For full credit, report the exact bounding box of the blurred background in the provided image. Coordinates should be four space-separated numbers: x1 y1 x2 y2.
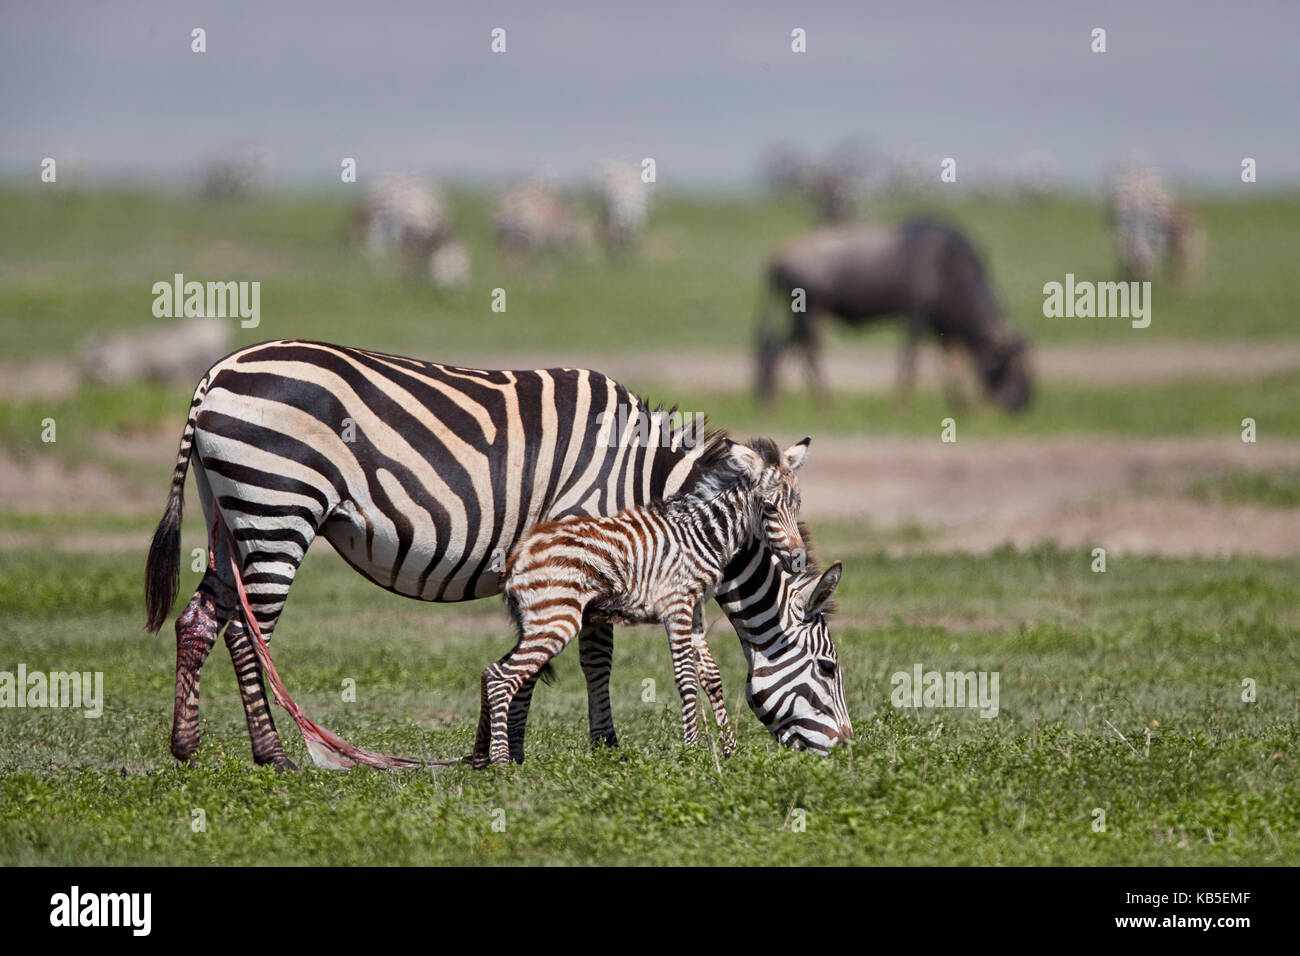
2 0 1298 556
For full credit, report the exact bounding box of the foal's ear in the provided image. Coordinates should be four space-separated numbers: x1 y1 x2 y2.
730 442 766 479
803 561 841 620
784 437 812 472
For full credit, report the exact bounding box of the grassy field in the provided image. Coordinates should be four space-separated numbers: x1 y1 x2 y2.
1 187 1298 865
0 523 1297 865
3 186 1300 361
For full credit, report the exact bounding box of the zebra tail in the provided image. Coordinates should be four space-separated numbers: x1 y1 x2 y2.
145 375 208 632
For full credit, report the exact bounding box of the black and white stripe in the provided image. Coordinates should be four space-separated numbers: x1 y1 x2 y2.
476 438 825 765
145 339 851 764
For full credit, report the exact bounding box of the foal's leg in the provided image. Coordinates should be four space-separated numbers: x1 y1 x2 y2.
475 596 585 767
504 617 619 762
665 604 703 747
690 604 735 755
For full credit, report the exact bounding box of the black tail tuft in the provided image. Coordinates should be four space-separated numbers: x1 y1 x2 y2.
144 496 183 632
539 662 557 685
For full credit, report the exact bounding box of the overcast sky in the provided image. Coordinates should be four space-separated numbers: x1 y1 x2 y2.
2 1 1296 190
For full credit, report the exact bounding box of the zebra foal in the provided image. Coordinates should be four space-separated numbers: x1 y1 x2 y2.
475 436 820 767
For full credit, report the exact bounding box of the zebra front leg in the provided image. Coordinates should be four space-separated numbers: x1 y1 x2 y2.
579 621 619 748
665 608 702 748
170 585 221 763
223 619 297 771
506 674 539 764
691 608 735 755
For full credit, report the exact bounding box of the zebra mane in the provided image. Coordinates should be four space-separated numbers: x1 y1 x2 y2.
662 433 750 513
633 396 729 456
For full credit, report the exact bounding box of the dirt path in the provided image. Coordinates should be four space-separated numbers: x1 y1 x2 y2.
800 435 1300 557
452 341 1300 394
4 341 1299 403
3 433 1298 558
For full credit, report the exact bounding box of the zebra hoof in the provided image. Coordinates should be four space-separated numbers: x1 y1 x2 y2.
256 752 299 772
170 738 199 764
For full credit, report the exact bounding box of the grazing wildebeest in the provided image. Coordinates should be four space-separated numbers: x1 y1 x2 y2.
756 220 1033 411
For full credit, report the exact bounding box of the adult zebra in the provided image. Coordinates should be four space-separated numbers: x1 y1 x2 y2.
145 339 850 768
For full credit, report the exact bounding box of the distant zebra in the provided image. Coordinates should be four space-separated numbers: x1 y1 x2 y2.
1105 164 1205 284
351 176 468 288
477 437 831 766
492 181 594 258
145 339 850 768
596 161 651 256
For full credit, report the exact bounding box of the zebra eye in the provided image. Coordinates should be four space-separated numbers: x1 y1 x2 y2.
816 658 837 677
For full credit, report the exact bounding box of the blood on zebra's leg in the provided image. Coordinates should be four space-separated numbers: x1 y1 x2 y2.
170 587 221 763
578 623 619 748
223 619 296 771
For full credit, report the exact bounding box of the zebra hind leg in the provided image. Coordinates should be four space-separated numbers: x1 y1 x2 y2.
223 619 296 771
502 619 619 762
475 617 582 768
220 546 314 769
170 576 226 764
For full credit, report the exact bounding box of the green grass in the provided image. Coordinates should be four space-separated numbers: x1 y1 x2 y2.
637 371 1300 439
1188 468 1300 509
2 368 1295 488
3 187 1300 362
1 533 1296 865
2 188 1298 865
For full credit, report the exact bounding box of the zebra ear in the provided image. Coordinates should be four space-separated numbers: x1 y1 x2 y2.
784 437 811 472
802 561 841 620
729 442 765 479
